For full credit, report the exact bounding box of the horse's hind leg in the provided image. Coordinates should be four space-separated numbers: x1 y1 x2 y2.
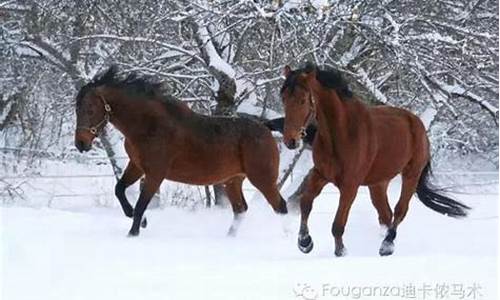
368 181 393 234
246 171 293 236
379 175 419 256
243 136 287 214
115 161 143 218
224 176 248 236
246 174 287 214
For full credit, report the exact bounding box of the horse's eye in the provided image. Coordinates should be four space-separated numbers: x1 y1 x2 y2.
296 93 306 105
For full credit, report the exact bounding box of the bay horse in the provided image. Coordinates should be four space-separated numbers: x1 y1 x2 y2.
280 63 469 256
74 66 287 236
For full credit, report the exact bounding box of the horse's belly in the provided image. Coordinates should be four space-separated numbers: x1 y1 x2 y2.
165 169 243 185
362 162 402 185
164 150 243 185
362 138 412 185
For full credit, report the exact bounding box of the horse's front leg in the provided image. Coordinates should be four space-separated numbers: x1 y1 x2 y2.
332 184 359 257
115 161 143 218
128 174 162 237
297 168 327 253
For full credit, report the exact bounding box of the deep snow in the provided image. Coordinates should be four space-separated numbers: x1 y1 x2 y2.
1 177 497 300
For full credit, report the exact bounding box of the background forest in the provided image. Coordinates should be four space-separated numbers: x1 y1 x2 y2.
1 0 498 206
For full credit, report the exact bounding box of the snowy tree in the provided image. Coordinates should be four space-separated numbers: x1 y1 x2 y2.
1 0 497 206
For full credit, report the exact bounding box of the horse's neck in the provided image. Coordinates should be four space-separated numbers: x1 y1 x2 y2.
106 92 193 139
105 95 144 137
313 88 349 148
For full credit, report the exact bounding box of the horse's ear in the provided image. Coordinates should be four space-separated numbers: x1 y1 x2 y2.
96 65 118 85
303 64 317 83
283 65 292 78
304 62 315 72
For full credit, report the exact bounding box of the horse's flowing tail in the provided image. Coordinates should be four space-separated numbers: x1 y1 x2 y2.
415 162 470 218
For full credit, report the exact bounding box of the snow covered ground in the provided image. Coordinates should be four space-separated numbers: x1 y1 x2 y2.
1 175 497 300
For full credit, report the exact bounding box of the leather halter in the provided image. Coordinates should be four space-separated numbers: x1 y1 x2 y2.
77 95 112 136
300 92 316 138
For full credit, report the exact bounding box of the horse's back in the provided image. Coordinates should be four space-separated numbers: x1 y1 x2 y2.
196 115 274 144
373 106 428 148
370 106 426 140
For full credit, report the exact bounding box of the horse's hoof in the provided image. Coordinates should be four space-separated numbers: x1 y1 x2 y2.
127 229 139 237
277 199 288 214
140 217 148 228
298 235 314 254
379 241 394 256
124 210 134 218
226 226 237 237
123 205 134 218
335 247 347 257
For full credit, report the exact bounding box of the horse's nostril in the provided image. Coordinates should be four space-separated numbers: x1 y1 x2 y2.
286 139 298 149
75 140 85 152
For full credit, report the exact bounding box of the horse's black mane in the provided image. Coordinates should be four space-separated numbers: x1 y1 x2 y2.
76 66 166 107
281 63 353 100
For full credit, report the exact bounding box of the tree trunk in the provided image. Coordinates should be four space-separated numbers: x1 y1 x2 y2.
191 20 238 207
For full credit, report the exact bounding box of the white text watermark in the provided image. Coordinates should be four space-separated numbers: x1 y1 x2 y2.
293 282 483 300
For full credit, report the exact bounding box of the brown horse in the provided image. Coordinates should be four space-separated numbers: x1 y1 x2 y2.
74 67 287 236
280 63 469 256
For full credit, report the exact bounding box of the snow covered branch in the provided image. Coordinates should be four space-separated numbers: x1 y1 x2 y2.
70 35 205 65
192 20 237 115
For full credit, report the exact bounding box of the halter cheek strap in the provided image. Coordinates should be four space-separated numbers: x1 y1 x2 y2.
77 95 112 136
300 93 316 138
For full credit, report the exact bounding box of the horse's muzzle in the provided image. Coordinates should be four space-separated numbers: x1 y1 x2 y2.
75 139 91 153
285 138 299 150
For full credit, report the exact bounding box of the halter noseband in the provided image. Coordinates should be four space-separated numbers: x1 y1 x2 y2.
299 92 316 138
77 95 112 136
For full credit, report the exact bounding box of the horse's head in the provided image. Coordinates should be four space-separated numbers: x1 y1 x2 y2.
74 85 111 152
280 64 317 150
74 67 118 152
